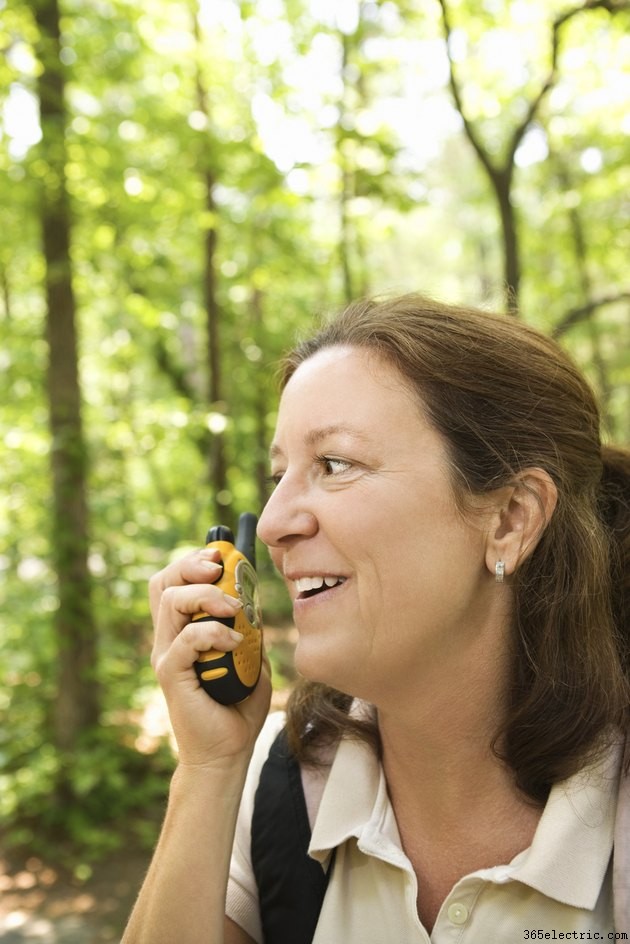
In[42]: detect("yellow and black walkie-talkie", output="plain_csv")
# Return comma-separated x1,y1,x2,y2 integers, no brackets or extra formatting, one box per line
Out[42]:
192,512,263,705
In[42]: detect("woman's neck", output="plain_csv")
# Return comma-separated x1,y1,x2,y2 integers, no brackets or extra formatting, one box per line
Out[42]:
377,683,542,933
374,615,529,826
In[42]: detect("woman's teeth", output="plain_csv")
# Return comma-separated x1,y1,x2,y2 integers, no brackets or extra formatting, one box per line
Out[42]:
295,575,347,595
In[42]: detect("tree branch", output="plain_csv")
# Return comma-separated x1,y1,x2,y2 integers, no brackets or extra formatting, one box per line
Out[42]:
508,0,630,163
153,334,197,402
436,0,496,180
552,291,630,338
438,0,630,172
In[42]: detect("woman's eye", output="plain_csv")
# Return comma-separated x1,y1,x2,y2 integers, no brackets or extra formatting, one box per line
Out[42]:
318,456,352,476
265,472,284,490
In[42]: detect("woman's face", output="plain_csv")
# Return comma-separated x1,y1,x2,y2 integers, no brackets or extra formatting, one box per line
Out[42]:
257,345,502,705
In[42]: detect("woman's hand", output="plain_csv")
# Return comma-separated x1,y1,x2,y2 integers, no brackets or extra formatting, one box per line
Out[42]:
149,547,272,769
121,548,271,943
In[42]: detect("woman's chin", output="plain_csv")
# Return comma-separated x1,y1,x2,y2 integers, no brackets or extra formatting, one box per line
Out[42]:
292,640,362,697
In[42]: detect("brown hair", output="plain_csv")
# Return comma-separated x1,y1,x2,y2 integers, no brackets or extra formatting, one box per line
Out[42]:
281,293,630,803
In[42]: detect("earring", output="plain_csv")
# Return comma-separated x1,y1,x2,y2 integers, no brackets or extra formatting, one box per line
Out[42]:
495,560,505,583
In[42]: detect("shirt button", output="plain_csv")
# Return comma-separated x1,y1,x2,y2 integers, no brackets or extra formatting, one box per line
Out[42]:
447,902,469,925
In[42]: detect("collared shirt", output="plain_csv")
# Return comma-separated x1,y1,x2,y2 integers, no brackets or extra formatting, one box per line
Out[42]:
227,712,622,944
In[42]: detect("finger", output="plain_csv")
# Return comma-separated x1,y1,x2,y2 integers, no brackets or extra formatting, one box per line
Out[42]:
149,548,223,621
152,583,243,660
153,618,243,689
158,582,243,622
155,584,242,645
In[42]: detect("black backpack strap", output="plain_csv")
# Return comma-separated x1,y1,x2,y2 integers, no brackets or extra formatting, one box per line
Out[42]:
251,727,333,944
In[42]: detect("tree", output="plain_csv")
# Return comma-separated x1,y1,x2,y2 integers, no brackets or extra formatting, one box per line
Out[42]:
32,0,100,752
437,0,630,314
192,4,229,522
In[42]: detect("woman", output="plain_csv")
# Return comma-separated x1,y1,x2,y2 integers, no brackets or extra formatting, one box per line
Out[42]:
122,294,630,943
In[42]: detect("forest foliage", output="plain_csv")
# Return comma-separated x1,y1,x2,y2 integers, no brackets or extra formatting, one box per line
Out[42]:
1,0,629,870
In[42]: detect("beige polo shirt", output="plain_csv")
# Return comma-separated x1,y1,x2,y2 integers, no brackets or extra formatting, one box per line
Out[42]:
227,711,622,943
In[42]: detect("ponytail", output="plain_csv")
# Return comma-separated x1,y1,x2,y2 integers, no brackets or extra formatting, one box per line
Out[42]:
600,445,630,675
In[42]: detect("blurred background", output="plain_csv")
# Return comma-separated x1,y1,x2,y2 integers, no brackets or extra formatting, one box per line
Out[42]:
1,0,629,939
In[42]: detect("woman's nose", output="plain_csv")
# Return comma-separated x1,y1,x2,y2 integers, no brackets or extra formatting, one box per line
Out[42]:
257,477,318,549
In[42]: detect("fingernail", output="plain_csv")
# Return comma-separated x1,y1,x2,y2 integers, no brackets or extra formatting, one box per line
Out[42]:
229,629,244,642
223,593,243,608
200,559,221,570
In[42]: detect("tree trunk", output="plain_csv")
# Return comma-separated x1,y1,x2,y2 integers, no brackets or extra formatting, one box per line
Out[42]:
250,286,272,515
33,0,100,752
202,169,229,522
193,9,229,523
337,32,355,305
495,168,520,313
554,160,612,424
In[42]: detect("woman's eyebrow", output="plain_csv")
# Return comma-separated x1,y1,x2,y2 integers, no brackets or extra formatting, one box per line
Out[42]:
304,424,370,447
269,424,370,460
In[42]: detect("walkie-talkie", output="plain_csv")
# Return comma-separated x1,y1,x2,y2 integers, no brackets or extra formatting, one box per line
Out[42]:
192,512,263,705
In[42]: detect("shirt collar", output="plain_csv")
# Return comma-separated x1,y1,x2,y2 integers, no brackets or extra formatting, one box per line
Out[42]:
504,734,622,908
309,735,386,860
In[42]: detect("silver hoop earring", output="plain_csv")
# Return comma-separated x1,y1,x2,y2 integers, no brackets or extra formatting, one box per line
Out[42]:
495,560,505,584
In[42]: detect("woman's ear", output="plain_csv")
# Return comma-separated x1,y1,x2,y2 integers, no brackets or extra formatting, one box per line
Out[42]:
485,469,558,579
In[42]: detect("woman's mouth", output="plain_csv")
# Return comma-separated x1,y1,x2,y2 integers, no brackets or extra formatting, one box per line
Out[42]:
294,575,348,600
